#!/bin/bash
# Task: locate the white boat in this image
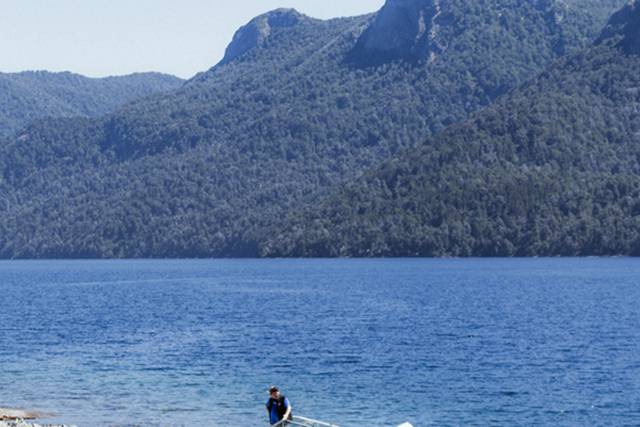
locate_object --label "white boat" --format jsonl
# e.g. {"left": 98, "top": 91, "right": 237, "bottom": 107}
{"left": 273, "top": 416, "right": 339, "bottom": 427}
{"left": 273, "top": 416, "right": 413, "bottom": 427}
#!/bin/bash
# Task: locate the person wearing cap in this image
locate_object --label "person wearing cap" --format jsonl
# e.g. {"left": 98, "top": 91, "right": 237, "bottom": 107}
{"left": 266, "top": 386, "right": 292, "bottom": 425}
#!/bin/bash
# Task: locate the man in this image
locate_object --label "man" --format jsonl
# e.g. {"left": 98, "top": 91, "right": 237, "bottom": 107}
{"left": 266, "top": 386, "right": 292, "bottom": 425}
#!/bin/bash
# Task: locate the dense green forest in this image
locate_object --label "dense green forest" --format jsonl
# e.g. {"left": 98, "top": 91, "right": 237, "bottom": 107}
{"left": 262, "top": 2, "right": 640, "bottom": 257}
{"left": 0, "top": 71, "right": 183, "bottom": 137}
{"left": 0, "top": 0, "right": 631, "bottom": 258}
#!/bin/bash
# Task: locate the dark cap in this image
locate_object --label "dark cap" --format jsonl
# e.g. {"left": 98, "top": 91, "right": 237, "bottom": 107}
{"left": 269, "top": 386, "right": 279, "bottom": 394}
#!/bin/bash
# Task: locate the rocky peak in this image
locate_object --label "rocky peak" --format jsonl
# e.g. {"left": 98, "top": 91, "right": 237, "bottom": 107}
{"left": 597, "top": 0, "right": 640, "bottom": 54}
{"left": 347, "top": 0, "right": 446, "bottom": 66}
{"left": 220, "top": 9, "right": 304, "bottom": 65}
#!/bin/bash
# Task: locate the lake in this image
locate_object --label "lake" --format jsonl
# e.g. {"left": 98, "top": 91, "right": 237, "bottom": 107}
{"left": 0, "top": 259, "right": 639, "bottom": 426}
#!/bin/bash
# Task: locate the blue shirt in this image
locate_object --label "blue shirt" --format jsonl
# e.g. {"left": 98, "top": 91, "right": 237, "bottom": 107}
{"left": 267, "top": 397, "right": 290, "bottom": 425}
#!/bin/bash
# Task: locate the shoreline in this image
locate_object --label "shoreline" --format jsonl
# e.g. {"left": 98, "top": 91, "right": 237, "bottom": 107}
{"left": 0, "top": 409, "right": 73, "bottom": 427}
{"left": 0, "top": 423, "right": 71, "bottom": 427}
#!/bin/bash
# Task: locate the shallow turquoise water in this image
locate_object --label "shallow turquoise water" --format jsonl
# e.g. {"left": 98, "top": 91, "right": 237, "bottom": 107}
{"left": 0, "top": 259, "right": 639, "bottom": 426}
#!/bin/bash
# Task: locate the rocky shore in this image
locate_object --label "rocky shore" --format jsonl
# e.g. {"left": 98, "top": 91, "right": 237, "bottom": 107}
{"left": 0, "top": 422, "right": 72, "bottom": 427}
{"left": 0, "top": 409, "right": 75, "bottom": 427}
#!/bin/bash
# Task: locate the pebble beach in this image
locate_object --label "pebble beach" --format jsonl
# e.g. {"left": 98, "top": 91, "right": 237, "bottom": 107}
{"left": 0, "top": 409, "right": 74, "bottom": 427}
{"left": 0, "top": 422, "right": 72, "bottom": 427}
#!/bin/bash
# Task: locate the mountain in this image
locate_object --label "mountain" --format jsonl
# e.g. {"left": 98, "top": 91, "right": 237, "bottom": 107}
{"left": 0, "top": 0, "right": 627, "bottom": 258}
{"left": 0, "top": 71, "right": 184, "bottom": 138}
{"left": 346, "top": 0, "right": 446, "bottom": 65}
{"left": 262, "top": 1, "right": 640, "bottom": 257}
{"left": 219, "top": 8, "right": 305, "bottom": 65}
{"left": 347, "top": 0, "right": 623, "bottom": 66}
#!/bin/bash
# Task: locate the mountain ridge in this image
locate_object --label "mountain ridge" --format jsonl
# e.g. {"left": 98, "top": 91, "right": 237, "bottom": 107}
{"left": 347, "top": 0, "right": 447, "bottom": 66}
{"left": 0, "top": 70, "right": 184, "bottom": 138}
{"left": 219, "top": 8, "right": 310, "bottom": 65}
{"left": 0, "top": 0, "right": 630, "bottom": 258}
{"left": 347, "top": 0, "right": 624, "bottom": 67}
{"left": 261, "top": 4, "right": 640, "bottom": 257}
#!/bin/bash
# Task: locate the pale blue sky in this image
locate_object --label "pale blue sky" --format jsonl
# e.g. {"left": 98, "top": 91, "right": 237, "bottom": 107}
{"left": 0, "top": 0, "right": 384, "bottom": 79}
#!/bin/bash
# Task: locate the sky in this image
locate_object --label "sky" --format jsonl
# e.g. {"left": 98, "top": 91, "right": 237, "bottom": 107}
{"left": 0, "top": 0, "right": 385, "bottom": 79}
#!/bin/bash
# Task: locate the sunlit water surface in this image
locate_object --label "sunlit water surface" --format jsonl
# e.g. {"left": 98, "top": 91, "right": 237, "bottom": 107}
{"left": 1, "top": 259, "right": 639, "bottom": 426}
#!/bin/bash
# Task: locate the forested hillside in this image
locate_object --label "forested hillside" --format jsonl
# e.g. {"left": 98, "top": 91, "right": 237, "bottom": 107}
{"left": 0, "top": 0, "right": 628, "bottom": 258}
{"left": 262, "top": 1, "right": 640, "bottom": 257}
{"left": 0, "top": 71, "right": 183, "bottom": 137}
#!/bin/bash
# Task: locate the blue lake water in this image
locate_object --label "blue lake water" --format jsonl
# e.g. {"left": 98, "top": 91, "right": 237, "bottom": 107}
{"left": 1, "top": 259, "right": 639, "bottom": 426}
